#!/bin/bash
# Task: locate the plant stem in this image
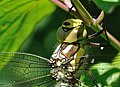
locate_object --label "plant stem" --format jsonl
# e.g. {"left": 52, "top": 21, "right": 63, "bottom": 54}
{"left": 71, "top": 0, "right": 93, "bottom": 26}
{"left": 50, "top": 0, "right": 69, "bottom": 11}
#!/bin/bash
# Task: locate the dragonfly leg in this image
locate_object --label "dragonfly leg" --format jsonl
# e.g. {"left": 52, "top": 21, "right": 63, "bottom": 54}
{"left": 88, "top": 29, "right": 104, "bottom": 39}
{"left": 85, "top": 65, "right": 99, "bottom": 87}
{"left": 88, "top": 29, "right": 110, "bottom": 47}
{"left": 64, "top": 6, "right": 74, "bottom": 20}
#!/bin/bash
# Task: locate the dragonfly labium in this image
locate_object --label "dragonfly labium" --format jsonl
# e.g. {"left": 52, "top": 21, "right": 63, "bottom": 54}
{"left": 0, "top": 19, "right": 119, "bottom": 87}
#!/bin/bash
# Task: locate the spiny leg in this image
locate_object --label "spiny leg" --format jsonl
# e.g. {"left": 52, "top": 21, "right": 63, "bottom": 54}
{"left": 88, "top": 28, "right": 110, "bottom": 47}
{"left": 85, "top": 65, "right": 99, "bottom": 87}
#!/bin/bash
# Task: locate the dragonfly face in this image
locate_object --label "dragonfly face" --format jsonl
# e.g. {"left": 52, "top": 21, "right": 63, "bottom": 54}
{"left": 57, "top": 19, "right": 87, "bottom": 43}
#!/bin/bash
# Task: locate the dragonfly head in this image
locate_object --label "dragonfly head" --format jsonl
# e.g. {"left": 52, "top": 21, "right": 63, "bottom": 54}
{"left": 57, "top": 19, "right": 87, "bottom": 43}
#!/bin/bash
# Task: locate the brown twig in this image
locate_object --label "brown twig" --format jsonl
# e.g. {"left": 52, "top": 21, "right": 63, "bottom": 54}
{"left": 50, "top": 0, "right": 80, "bottom": 17}
{"left": 50, "top": 0, "right": 69, "bottom": 11}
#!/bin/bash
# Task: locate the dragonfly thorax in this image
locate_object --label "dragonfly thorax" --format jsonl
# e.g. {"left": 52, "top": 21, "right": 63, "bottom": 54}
{"left": 50, "top": 43, "right": 80, "bottom": 68}
{"left": 49, "top": 42, "right": 85, "bottom": 86}
{"left": 50, "top": 67, "right": 72, "bottom": 81}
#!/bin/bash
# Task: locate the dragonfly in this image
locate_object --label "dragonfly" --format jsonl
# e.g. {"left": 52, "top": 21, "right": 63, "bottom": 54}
{"left": 0, "top": 19, "right": 119, "bottom": 87}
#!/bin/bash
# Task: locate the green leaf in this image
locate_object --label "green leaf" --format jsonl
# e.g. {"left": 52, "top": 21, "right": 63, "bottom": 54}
{"left": 93, "top": 0, "right": 120, "bottom": 13}
{"left": 112, "top": 52, "right": 120, "bottom": 69}
{"left": 0, "top": 0, "right": 56, "bottom": 52}
{"left": 83, "top": 63, "right": 120, "bottom": 87}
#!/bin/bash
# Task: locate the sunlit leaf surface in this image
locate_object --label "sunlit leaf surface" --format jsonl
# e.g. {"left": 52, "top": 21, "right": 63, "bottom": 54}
{"left": 0, "top": 0, "right": 55, "bottom": 52}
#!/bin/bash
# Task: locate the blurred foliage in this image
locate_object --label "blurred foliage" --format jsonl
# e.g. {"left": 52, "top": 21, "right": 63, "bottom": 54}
{"left": 93, "top": 0, "right": 120, "bottom": 13}
{"left": 0, "top": 0, "right": 120, "bottom": 87}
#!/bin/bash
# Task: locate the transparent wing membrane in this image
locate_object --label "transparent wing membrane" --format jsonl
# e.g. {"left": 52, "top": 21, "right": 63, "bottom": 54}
{"left": 0, "top": 52, "right": 56, "bottom": 87}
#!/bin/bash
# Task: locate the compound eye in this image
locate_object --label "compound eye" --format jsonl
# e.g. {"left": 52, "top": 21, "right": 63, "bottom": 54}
{"left": 63, "top": 22, "right": 71, "bottom": 26}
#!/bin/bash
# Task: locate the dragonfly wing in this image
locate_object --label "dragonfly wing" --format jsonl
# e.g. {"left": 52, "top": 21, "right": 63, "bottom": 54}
{"left": 0, "top": 52, "right": 56, "bottom": 87}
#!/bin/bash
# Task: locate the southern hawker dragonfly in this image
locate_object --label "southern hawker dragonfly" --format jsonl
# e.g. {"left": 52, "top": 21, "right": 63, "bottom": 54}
{"left": 0, "top": 19, "right": 119, "bottom": 87}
